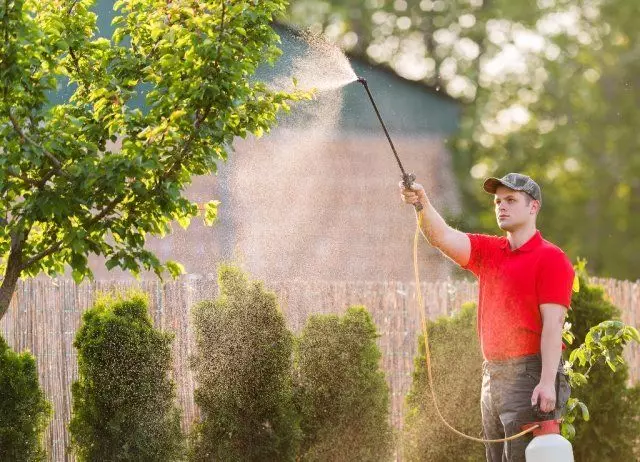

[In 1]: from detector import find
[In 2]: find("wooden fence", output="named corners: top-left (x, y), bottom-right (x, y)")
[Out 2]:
top-left (1, 277), bottom-right (638, 461)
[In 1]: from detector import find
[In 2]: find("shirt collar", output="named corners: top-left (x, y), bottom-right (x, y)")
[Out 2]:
top-left (500, 230), bottom-right (543, 252)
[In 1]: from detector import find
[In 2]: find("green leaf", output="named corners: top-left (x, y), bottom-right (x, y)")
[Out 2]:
top-left (169, 109), bottom-right (186, 122)
top-left (571, 372), bottom-right (588, 387)
top-left (165, 260), bottom-right (185, 278)
top-left (204, 200), bottom-right (220, 226)
top-left (176, 215), bottom-right (191, 230)
top-left (561, 422), bottom-right (576, 440)
top-left (578, 402), bottom-right (590, 421)
top-left (72, 268), bottom-right (85, 284)
top-left (627, 326), bottom-right (640, 343)
top-left (605, 359), bottom-right (617, 372)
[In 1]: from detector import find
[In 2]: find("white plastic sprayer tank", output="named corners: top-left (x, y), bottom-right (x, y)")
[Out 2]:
top-left (522, 420), bottom-right (574, 462)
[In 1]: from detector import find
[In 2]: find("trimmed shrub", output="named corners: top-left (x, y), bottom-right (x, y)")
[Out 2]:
top-left (402, 302), bottom-right (484, 462)
top-left (189, 265), bottom-right (299, 461)
top-left (0, 336), bottom-right (51, 461)
top-left (69, 292), bottom-right (184, 461)
top-left (296, 306), bottom-right (394, 462)
top-left (566, 274), bottom-right (640, 461)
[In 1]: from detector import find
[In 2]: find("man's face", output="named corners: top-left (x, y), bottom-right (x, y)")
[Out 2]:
top-left (493, 186), bottom-right (538, 231)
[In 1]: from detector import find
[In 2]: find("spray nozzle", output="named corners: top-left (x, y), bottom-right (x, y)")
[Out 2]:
top-left (403, 173), bottom-right (417, 190)
top-left (356, 76), bottom-right (367, 85)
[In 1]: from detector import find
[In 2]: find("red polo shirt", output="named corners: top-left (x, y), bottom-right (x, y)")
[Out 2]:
top-left (462, 231), bottom-right (574, 361)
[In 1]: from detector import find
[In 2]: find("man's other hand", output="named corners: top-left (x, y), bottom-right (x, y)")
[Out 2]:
top-left (531, 380), bottom-right (556, 413)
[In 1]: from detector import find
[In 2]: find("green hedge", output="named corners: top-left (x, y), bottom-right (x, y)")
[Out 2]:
top-left (295, 306), bottom-right (394, 461)
top-left (189, 265), bottom-right (299, 461)
top-left (402, 302), bottom-right (484, 461)
top-left (69, 292), bottom-right (184, 461)
top-left (0, 336), bottom-right (51, 461)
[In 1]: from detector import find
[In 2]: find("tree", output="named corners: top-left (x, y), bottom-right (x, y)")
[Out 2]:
top-left (0, 0), bottom-right (308, 319)
top-left (69, 292), bottom-right (184, 461)
top-left (0, 336), bottom-right (52, 461)
top-left (286, 0), bottom-right (640, 280)
top-left (189, 265), bottom-right (299, 461)
top-left (295, 306), bottom-right (394, 462)
top-left (451, 1), bottom-right (640, 281)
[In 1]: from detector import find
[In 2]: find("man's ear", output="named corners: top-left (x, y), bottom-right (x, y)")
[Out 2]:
top-left (531, 200), bottom-right (541, 214)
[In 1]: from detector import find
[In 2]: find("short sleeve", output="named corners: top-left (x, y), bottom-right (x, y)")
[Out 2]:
top-left (462, 233), bottom-right (499, 277)
top-left (536, 250), bottom-right (574, 308)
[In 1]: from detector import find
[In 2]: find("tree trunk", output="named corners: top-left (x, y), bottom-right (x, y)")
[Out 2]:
top-left (0, 230), bottom-right (26, 321)
top-left (0, 263), bottom-right (21, 321)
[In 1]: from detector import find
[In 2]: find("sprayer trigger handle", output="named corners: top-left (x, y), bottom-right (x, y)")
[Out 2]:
top-left (402, 173), bottom-right (416, 190)
top-left (402, 173), bottom-right (423, 212)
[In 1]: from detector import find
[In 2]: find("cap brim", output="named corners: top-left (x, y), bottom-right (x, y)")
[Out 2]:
top-left (483, 177), bottom-right (516, 194)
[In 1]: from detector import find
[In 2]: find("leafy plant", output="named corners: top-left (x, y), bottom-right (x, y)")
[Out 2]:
top-left (189, 265), bottom-right (299, 461)
top-left (561, 261), bottom-right (640, 461)
top-left (402, 302), bottom-right (484, 462)
top-left (295, 306), bottom-right (394, 462)
top-left (69, 292), bottom-right (184, 461)
top-left (0, 336), bottom-right (51, 461)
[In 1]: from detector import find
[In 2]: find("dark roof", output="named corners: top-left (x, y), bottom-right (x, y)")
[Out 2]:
top-left (275, 21), bottom-right (462, 105)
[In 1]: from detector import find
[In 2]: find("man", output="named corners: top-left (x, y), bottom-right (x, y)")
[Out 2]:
top-left (400, 173), bottom-right (573, 462)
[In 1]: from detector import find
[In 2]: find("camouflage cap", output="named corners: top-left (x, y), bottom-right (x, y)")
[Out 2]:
top-left (483, 173), bottom-right (542, 205)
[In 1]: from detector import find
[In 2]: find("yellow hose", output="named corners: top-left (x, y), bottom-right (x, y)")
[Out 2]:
top-left (413, 212), bottom-right (538, 443)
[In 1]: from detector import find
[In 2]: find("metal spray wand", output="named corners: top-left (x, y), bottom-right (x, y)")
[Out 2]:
top-left (356, 77), bottom-right (423, 211)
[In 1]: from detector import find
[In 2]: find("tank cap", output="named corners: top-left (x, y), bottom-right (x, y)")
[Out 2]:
top-left (521, 419), bottom-right (561, 436)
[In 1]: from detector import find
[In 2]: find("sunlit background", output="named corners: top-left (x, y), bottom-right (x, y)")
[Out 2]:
top-left (285, 0), bottom-right (640, 281)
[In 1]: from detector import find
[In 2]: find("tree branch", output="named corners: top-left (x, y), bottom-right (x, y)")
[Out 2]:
top-left (8, 112), bottom-right (69, 177)
top-left (21, 192), bottom-right (124, 269)
top-left (21, 241), bottom-right (62, 270)
top-left (67, 0), bottom-right (80, 15)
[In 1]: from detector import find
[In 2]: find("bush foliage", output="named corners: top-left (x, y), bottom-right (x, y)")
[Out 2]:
top-left (69, 292), bottom-right (184, 461)
top-left (402, 302), bottom-right (485, 462)
top-left (189, 265), bottom-right (299, 461)
top-left (566, 273), bottom-right (640, 462)
top-left (0, 336), bottom-right (51, 461)
top-left (295, 306), bottom-right (394, 462)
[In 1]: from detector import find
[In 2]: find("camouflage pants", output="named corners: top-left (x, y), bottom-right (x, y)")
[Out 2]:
top-left (481, 354), bottom-right (571, 462)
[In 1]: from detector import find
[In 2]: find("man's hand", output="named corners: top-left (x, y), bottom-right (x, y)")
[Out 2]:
top-left (531, 380), bottom-right (556, 413)
top-left (399, 181), bottom-right (427, 208)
